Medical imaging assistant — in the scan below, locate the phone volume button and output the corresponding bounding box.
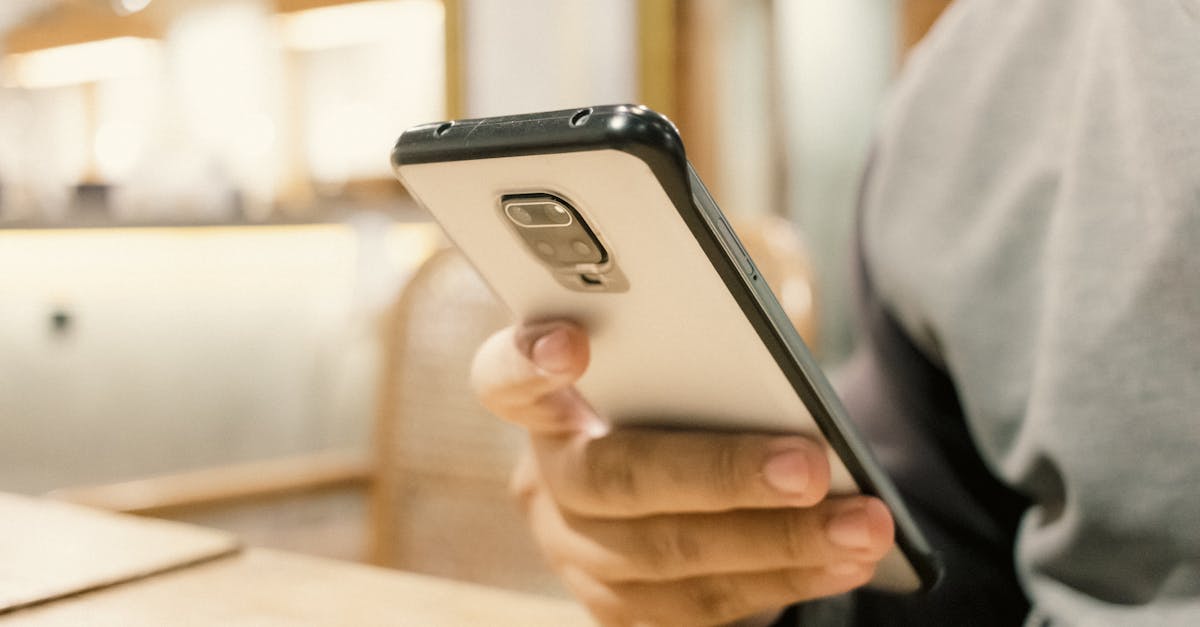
[714,217,735,246]
[715,218,757,277]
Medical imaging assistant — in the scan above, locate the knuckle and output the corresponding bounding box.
[633,518,703,578]
[782,567,814,596]
[779,511,815,565]
[682,576,743,622]
[709,438,753,500]
[576,433,640,511]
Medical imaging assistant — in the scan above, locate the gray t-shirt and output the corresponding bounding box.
[850,0,1200,624]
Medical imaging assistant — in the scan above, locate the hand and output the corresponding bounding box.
[472,321,896,627]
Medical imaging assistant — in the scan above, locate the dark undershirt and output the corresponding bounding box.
[776,169,1032,626]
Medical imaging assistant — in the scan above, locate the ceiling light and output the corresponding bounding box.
[115,0,153,15]
[278,0,442,51]
[3,37,160,89]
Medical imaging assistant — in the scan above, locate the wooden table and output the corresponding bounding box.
[0,493,590,625]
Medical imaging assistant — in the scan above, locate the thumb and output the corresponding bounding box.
[471,322,596,434]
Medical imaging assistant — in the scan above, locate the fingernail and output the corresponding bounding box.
[826,503,872,549]
[531,328,573,373]
[763,448,811,495]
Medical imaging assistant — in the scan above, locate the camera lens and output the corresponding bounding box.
[547,205,571,225]
[535,241,555,257]
[508,205,532,225]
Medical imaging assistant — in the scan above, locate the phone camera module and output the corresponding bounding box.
[501,194,611,272]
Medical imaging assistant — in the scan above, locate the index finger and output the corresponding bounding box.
[471,321,598,434]
[535,430,833,517]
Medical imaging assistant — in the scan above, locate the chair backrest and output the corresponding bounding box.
[370,247,563,595]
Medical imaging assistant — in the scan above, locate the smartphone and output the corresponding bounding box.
[391,104,942,592]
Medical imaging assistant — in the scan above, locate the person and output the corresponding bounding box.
[469,0,1200,624]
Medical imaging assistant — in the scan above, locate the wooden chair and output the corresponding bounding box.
[369,247,563,595]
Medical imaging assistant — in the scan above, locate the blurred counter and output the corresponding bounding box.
[0,222,442,495]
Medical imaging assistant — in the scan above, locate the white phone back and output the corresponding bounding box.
[396,147,921,591]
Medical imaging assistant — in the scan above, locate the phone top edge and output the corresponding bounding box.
[391,104,686,174]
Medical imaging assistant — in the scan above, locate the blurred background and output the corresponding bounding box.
[0,0,948,597]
